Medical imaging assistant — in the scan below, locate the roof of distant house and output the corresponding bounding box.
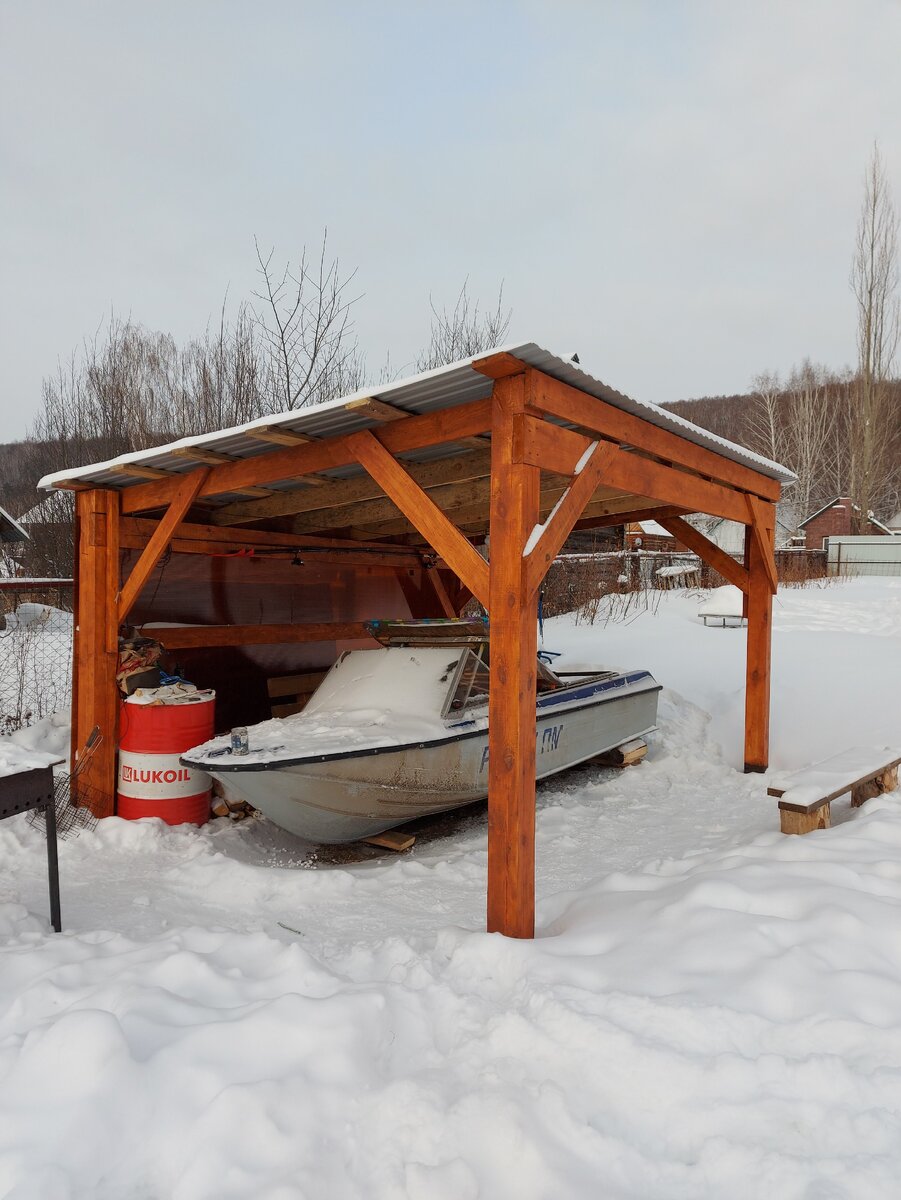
[0,505,28,543]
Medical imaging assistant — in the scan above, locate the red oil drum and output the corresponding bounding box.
[118,690,216,825]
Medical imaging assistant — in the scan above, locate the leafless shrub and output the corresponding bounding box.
[416,280,511,372]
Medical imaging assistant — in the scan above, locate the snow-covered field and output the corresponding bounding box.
[1,578,900,1198]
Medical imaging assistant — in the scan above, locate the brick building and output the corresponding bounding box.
[799,497,894,550]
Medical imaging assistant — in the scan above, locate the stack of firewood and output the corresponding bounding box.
[211,781,254,821]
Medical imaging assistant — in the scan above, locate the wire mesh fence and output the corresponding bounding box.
[0,580,74,733]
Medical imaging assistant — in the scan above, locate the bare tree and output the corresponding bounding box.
[849,144,900,528]
[782,360,839,527]
[252,233,364,410]
[748,369,783,463]
[415,280,511,371]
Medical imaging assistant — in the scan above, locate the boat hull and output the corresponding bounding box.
[189,679,660,843]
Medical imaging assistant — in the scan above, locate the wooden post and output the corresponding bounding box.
[487,371,540,938]
[73,490,121,815]
[741,525,751,619]
[744,504,775,772]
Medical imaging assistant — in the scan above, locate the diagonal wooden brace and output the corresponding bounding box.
[117,469,210,623]
[745,494,779,594]
[523,441,616,598]
[348,430,490,608]
[657,515,750,593]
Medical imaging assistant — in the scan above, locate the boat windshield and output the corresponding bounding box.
[442,647,562,718]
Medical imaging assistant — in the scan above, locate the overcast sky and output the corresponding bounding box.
[2,1,900,440]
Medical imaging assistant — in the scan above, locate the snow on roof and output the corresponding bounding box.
[0,504,29,543]
[38,342,796,496]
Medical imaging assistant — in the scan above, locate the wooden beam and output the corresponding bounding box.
[744,512,775,771]
[110,463,172,481]
[142,621,373,649]
[519,415,754,524]
[524,442,617,598]
[73,490,120,817]
[656,516,750,592]
[118,470,210,623]
[472,352,527,380]
[347,430,490,608]
[344,397,406,422]
[487,371,540,939]
[120,516,420,555]
[288,475,492,536]
[211,448,493,528]
[529,373,782,503]
[171,446,236,466]
[746,495,779,594]
[424,566,456,618]
[249,425,315,447]
[117,397,493,514]
[571,503,688,533]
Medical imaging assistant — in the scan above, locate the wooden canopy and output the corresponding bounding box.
[50,347,787,938]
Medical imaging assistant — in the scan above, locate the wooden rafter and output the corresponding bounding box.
[249,425,314,447]
[344,397,406,422]
[347,430,490,608]
[656,516,750,592]
[117,470,210,623]
[117,398,493,514]
[520,415,754,524]
[526,371,781,502]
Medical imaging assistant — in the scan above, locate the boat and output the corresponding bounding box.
[181,620,661,843]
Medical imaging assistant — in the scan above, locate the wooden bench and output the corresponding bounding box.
[768,747,901,835]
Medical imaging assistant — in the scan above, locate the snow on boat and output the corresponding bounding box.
[181,621,661,843]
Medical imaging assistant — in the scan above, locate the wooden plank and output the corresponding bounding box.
[171,446,236,466]
[73,490,120,817]
[529,372,783,502]
[657,515,750,592]
[363,830,416,851]
[524,442,617,597]
[487,371,540,939]
[344,397,407,422]
[249,425,315,446]
[140,621,374,649]
[117,470,210,623]
[424,566,456,618]
[591,738,648,768]
[110,463,172,481]
[118,398,493,514]
[287,475,492,536]
[348,430,490,608]
[746,495,779,594]
[744,512,774,772]
[211,448,493,527]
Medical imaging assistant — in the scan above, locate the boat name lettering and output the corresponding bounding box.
[478,725,565,774]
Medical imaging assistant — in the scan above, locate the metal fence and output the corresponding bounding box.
[0,580,74,733]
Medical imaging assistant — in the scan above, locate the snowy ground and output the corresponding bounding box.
[1,578,900,1198]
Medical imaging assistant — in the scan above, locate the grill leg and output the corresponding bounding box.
[44,800,61,933]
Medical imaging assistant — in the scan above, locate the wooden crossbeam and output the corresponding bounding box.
[249,425,315,447]
[657,515,750,592]
[142,621,373,649]
[347,430,490,608]
[746,495,779,594]
[120,517,419,554]
[519,415,753,524]
[344,397,406,422]
[212,448,493,528]
[117,470,210,623]
[524,442,617,597]
[528,373,782,503]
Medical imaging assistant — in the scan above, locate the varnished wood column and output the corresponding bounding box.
[487,371,540,937]
[73,489,120,816]
[743,507,775,772]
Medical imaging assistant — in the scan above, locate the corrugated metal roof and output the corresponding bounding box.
[39,342,795,497]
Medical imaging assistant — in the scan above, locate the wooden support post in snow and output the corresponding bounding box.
[744,502,776,772]
[72,489,120,816]
[487,371,540,938]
